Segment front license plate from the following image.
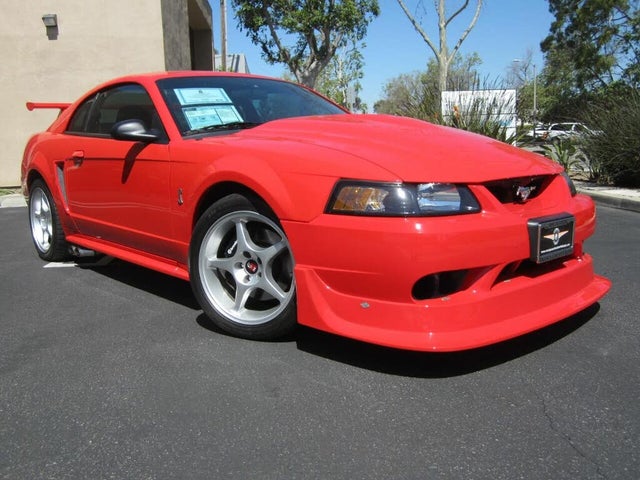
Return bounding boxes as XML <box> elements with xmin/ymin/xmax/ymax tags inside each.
<box><xmin>527</xmin><ymin>213</ymin><xmax>575</xmax><ymax>263</ymax></box>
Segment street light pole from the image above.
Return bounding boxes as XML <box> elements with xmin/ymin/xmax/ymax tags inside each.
<box><xmin>513</xmin><ymin>59</ymin><xmax>525</xmax><ymax>134</ymax></box>
<box><xmin>532</xmin><ymin>64</ymin><xmax>537</xmax><ymax>138</ymax></box>
<box><xmin>220</xmin><ymin>0</ymin><xmax>228</xmax><ymax>71</ymax></box>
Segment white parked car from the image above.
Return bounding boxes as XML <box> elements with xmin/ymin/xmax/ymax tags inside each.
<box><xmin>541</xmin><ymin>122</ymin><xmax>599</xmax><ymax>141</ymax></box>
<box><xmin>524</xmin><ymin>123</ymin><xmax>548</xmax><ymax>140</ymax></box>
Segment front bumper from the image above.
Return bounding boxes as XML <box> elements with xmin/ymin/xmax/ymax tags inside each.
<box><xmin>293</xmin><ymin>256</ymin><xmax>609</xmax><ymax>351</ymax></box>
<box><xmin>283</xmin><ymin>189</ymin><xmax>611</xmax><ymax>351</ymax></box>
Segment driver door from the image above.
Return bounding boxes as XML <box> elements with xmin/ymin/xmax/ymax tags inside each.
<box><xmin>63</xmin><ymin>83</ymin><xmax>175</xmax><ymax>259</ymax></box>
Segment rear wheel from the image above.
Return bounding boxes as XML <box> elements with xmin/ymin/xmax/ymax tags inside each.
<box><xmin>190</xmin><ymin>194</ymin><xmax>296</xmax><ymax>340</ymax></box>
<box><xmin>28</xmin><ymin>179</ymin><xmax>69</xmax><ymax>262</ymax></box>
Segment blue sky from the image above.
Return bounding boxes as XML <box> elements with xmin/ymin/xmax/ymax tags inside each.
<box><xmin>209</xmin><ymin>1</ymin><xmax>554</xmax><ymax>109</ymax></box>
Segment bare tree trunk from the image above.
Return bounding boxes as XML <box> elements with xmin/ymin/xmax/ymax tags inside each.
<box><xmin>396</xmin><ymin>0</ymin><xmax>483</xmax><ymax>94</ymax></box>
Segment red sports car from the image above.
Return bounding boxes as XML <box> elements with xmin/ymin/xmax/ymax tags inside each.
<box><xmin>22</xmin><ymin>72</ymin><xmax>610</xmax><ymax>351</ymax></box>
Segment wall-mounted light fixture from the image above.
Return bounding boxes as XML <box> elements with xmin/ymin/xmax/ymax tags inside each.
<box><xmin>41</xmin><ymin>14</ymin><xmax>59</xmax><ymax>39</ymax></box>
<box><xmin>41</xmin><ymin>14</ymin><xmax>58</xmax><ymax>27</ymax></box>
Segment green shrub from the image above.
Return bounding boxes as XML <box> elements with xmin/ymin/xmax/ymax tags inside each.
<box><xmin>542</xmin><ymin>140</ymin><xmax>586</xmax><ymax>176</ymax></box>
<box><xmin>584</xmin><ymin>88</ymin><xmax>640</xmax><ymax>187</ymax></box>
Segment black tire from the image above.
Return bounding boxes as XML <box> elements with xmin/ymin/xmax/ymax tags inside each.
<box><xmin>28</xmin><ymin>179</ymin><xmax>70</xmax><ymax>262</ymax></box>
<box><xmin>189</xmin><ymin>194</ymin><xmax>297</xmax><ymax>340</ymax></box>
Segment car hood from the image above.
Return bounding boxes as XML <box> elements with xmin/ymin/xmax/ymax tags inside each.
<box><xmin>232</xmin><ymin>114</ymin><xmax>562</xmax><ymax>183</ymax></box>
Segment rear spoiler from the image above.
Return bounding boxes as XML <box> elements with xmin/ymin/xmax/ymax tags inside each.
<box><xmin>26</xmin><ymin>102</ymin><xmax>71</xmax><ymax>114</ymax></box>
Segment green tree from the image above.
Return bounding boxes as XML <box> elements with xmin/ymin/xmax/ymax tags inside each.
<box><xmin>508</xmin><ymin>50</ymin><xmax>538</xmax><ymax>124</ymax></box>
<box><xmin>541</xmin><ymin>0</ymin><xmax>640</xmax><ymax>93</ymax></box>
<box><xmin>315</xmin><ymin>36</ymin><xmax>368</xmax><ymax>112</ymax></box>
<box><xmin>540</xmin><ymin>0</ymin><xmax>640</xmax><ymax>187</ymax></box>
<box><xmin>232</xmin><ymin>0</ymin><xmax>379</xmax><ymax>88</ymax></box>
<box><xmin>374</xmin><ymin>70</ymin><xmax>437</xmax><ymax>119</ymax></box>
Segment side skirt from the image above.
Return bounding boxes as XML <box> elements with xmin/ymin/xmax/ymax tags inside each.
<box><xmin>65</xmin><ymin>234</ymin><xmax>190</xmax><ymax>282</ymax></box>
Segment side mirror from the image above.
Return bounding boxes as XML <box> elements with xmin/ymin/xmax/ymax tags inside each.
<box><xmin>111</xmin><ymin>119</ymin><xmax>160</xmax><ymax>143</ymax></box>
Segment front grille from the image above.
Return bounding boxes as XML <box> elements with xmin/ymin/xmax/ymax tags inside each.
<box><xmin>484</xmin><ymin>175</ymin><xmax>553</xmax><ymax>204</ymax></box>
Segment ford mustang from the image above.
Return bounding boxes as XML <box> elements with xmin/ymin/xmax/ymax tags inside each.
<box><xmin>21</xmin><ymin>72</ymin><xmax>610</xmax><ymax>351</ymax></box>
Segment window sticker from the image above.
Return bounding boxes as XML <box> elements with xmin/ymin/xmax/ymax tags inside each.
<box><xmin>215</xmin><ymin>106</ymin><xmax>243</xmax><ymax>123</ymax></box>
<box><xmin>175</xmin><ymin>88</ymin><xmax>231</xmax><ymax>106</ymax></box>
<box><xmin>183</xmin><ymin>105</ymin><xmax>243</xmax><ymax>130</ymax></box>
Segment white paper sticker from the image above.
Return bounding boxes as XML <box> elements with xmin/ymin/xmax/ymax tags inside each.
<box><xmin>215</xmin><ymin>106</ymin><xmax>243</xmax><ymax>123</ymax></box>
<box><xmin>175</xmin><ymin>88</ymin><xmax>231</xmax><ymax>106</ymax></box>
<box><xmin>183</xmin><ymin>105</ymin><xmax>243</xmax><ymax>129</ymax></box>
<box><xmin>184</xmin><ymin>106</ymin><xmax>222</xmax><ymax>129</ymax></box>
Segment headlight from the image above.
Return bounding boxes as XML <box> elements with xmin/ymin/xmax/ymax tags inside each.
<box><xmin>326</xmin><ymin>181</ymin><xmax>481</xmax><ymax>216</ymax></box>
<box><xmin>561</xmin><ymin>172</ymin><xmax>577</xmax><ymax>196</ymax></box>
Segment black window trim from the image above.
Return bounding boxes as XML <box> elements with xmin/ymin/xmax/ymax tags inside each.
<box><xmin>64</xmin><ymin>82</ymin><xmax>169</xmax><ymax>144</ymax></box>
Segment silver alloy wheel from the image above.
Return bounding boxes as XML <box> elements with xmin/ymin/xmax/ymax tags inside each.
<box><xmin>30</xmin><ymin>187</ymin><xmax>53</xmax><ymax>254</ymax></box>
<box><xmin>197</xmin><ymin>210</ymin><xmax>295</xmax><ymax>326</ymax></box>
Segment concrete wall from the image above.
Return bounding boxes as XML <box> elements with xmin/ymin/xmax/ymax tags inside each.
<box><xmin>1</xmin><ymin>0</ymin><xmax>212</xmax><ymax>187</ymax></box>
<box><xmin>161</xmin><ymin>0</ymin><xmax>191</xmax><ymax>70</ymax></box>
<box><xmin>188</xmin><ymin>0</ymin><xmax>214</xmax><ymax>71</ymax></box>
<box><xmin>161</xmin><ymin>0</ymin><xmax>213</xmax><ymax>71</ymax></box>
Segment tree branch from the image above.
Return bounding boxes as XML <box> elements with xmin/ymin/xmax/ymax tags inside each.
<box><xmin>396</xmin><ymin>0</ymin><xmax>440</xmax><ymax>58</ymax></box>
<box><xmin>262</xmin><ymin>4</ymin><xmax>291</xmax><ymax>66</ymax></box>
<box><xmin>450</xmin><ymin>0</ymin><xmax>483</xmax><ymax>59</ymax></box>
<box><xmin>445</xmin><ymin>0</ymin><xmax>470</xmax><ymax>28</ymax></box>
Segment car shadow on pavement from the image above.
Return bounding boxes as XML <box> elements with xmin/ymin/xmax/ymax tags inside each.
<box><xmin>195</xmin><ymin>313</ymin><xmax>299</xmax><ymax>343</ymax></box>
<box><xmin>78</xmin><ymin>257</ymin><xmax>201</xmax><ymax>310</ymax></box>
<box><xmin>79</xmin><ymin>257</ymin><xmax>601</xmax><ymax>377</ymax></box>
<box><xmin>294</xmin><ymin>303</ymin><xmax>601</xmax><ymax>378</ymax></box>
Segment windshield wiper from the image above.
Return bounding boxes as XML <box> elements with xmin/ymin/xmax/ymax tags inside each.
<box><xmin>185</xmin><ymin>122</ymin><xmax>262</xmax><ymax>136</ymax></box>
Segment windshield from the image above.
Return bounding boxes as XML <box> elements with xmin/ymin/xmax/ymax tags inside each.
<box><xmin>157</xmin><ymin>76</ymin><xmax>346</xmax><ymax>136</ymax></box>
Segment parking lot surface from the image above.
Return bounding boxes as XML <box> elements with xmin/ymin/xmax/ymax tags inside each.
<box><xmin>1</xmin><ymin>205</ymin><xmax>639</xmax><ymax>479</ymax></box>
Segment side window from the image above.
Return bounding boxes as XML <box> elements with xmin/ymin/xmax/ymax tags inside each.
<box><xmin>93</xmin><ymin>84</ymin><xmax>156</xmax><ymax>134</ymax></box>
<box><xmin>67</xmin><ymin>96</ymin><xmax>96</xmax><ymax>133</ymax></box>
<box><xmin>67</xmin><ymin>83</ymin><xmax>165</xmax><ymax>138</ymax></box>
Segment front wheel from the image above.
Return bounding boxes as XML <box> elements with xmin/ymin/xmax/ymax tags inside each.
<box><xmin>190</xmin><ymin>195</ymin><xmax>296</xmax><ymax>340</ymax></box>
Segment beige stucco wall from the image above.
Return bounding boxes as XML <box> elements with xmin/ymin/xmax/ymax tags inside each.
<box><xmin>1</xmin><ymin>1</ymin><xmax>167</xmax><ymax>186</ymax></box>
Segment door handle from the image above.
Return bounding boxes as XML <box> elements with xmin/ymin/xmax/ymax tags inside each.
<box><xmin>71</xmin><ymin>150</ymin><xmax>84</xmax><ymax>166</ymax></box>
